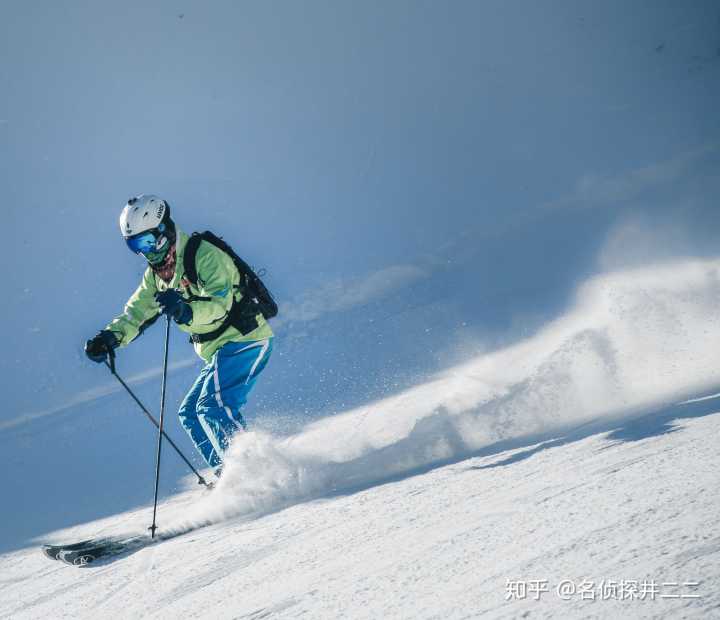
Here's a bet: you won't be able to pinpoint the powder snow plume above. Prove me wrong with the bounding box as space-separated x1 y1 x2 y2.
167 258 720 531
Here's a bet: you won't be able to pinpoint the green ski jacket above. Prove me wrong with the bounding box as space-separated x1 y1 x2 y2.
106 228 273 362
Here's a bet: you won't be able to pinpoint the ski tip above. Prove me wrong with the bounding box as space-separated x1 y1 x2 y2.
61 550 99 567
41 545 99 567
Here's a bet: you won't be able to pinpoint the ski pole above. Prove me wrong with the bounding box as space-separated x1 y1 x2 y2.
149 315 171 538
105 350 211 489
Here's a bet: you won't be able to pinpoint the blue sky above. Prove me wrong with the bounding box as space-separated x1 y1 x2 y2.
1 0 717 424
1 1 719 550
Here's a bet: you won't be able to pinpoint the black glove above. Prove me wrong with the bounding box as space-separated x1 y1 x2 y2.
85 330 119 363
155 289 193 325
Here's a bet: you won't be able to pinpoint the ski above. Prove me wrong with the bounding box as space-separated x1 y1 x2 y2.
42 534 152 566
41 521 204 567
42 537 105 560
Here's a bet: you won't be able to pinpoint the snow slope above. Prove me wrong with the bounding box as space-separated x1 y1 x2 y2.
2 259 719 619
1 402 718 619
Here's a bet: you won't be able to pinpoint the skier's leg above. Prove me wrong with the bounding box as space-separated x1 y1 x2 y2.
219 338 274 424
178 363 222 468
196 338 274 462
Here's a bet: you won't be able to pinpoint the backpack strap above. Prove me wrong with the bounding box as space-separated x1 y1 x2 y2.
183 233 203 285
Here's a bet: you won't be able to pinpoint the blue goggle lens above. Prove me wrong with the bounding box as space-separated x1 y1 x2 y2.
125 231 158 255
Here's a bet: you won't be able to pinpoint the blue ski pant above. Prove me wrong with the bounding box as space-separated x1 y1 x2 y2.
178 338 272 468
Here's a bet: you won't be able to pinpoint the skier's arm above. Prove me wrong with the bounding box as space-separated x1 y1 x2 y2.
105 269 161 346
187 245 239 326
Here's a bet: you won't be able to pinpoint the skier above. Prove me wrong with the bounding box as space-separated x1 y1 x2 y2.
84 195 274 476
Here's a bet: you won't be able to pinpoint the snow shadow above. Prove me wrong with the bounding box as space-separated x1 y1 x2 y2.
602 394 720 443
468 392 720 471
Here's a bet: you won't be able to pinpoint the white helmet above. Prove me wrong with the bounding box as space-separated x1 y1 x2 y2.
119 194 169 237
119 194 176 264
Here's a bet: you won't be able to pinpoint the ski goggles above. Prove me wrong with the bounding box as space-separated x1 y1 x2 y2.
124 230 160 255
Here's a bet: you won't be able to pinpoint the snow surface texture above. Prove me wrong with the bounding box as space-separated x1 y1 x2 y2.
2 259 719 619
2 407 718 618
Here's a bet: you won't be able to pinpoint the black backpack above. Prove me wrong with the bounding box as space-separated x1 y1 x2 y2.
183 231 278 342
